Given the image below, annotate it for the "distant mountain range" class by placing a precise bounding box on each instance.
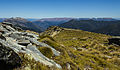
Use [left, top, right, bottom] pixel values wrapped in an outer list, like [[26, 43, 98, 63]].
[[59, 19, 120, 36], [1, 17, 73, 31], [76, 18, 117, 21], [32, 18, 119, 31], [0, 18, 6, 22], [1, 17, 120, 35], [32, 18, 72, 30], [4, 17, 43, 32]]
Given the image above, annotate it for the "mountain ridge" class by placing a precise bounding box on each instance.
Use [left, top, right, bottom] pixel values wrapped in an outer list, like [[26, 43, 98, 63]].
[[59, 19, 120, 36], [4, 17, 44, 32]]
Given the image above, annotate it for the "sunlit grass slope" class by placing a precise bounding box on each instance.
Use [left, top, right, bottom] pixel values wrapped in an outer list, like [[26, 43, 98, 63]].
[[39, 26, 120, 70]]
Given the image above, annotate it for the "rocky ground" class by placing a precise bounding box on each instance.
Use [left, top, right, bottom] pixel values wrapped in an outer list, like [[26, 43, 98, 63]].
[[0, 22, 61, 70]]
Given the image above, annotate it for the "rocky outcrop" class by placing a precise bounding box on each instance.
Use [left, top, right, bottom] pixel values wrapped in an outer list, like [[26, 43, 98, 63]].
[[40, 26, 64, 37], [108, 37, 120, 46], [0, 22, 62, 69], [0, 34, 6, 40], [0, 43, 21, 70], [18, 40, 30, 46]]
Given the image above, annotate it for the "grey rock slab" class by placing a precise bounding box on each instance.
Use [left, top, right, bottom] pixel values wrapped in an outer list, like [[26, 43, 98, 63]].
[[0, 23, 62, 68], [4, 31, 39, 40], [26, 37, 60, 56], [2, 22, 13, 27], [0, 38, 62, 69], [18, 40, 30, 46], [0, 34, 6, 40], [5, 25, 15, 32], [0, 42, 21, 70], [0, 25, 9, 33], [27, 44, 62, 68]]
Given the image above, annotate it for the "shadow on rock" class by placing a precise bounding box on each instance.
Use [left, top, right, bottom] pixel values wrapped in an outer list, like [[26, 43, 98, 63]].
[[0, 43, 21, 70]]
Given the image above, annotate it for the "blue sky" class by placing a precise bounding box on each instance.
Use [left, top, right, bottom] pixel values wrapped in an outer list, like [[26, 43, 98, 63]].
[[0, 0, 120, 18]]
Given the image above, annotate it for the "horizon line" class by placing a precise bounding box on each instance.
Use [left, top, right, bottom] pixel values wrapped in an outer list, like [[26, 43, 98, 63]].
[[0, 17, 120, 19]]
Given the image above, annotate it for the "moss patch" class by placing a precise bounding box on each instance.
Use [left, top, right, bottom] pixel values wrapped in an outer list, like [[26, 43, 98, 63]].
[[38, 47, 53, 58]]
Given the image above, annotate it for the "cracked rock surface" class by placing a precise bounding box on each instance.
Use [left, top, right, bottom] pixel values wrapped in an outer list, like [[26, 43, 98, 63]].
[[0, 22, 62, 69]]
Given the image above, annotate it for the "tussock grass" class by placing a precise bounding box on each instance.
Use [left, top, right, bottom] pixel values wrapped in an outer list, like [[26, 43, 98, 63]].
[[39, 27, 120, 70], [38, 47, 53, 58]]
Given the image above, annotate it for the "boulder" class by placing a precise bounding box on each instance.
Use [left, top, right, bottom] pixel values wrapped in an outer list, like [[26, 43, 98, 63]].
[[2, 22, 13, 27], [5, 25, 15, 32], [108, 38, 120, 46], [0, 34, 6, 40], [8, 33, 20, 39], [0, 30, 5, 34], [26, 37, 60, 56], [18, 40, 30, 46], [14, 27, 22, 31], [0, 43, 21, 70], [66, 63, 71, 70]]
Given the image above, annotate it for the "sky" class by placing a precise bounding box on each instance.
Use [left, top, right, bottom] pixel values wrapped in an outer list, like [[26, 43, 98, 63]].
[[0, 0, 120, 18]]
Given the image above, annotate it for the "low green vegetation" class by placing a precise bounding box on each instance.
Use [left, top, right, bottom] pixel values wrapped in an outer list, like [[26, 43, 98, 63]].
[[38, 47, 53, 58], [39, 35, 55, 41], [39, 26, 120, 70]]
